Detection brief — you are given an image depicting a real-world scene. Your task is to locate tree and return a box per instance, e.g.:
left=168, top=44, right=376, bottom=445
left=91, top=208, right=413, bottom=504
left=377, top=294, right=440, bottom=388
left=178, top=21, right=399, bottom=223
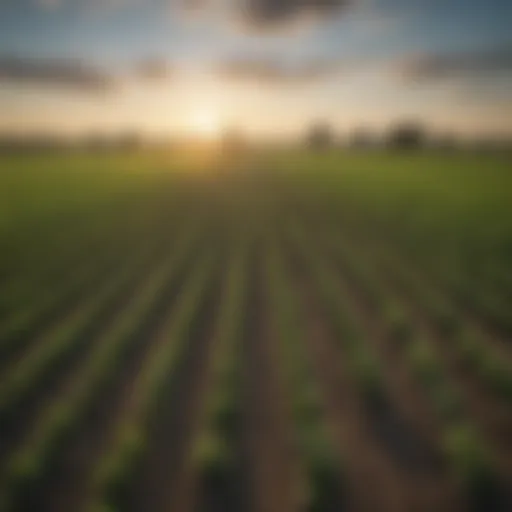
left=387, top=121, right=426, bottom=150
left=306, top=122, right=333, bottom=150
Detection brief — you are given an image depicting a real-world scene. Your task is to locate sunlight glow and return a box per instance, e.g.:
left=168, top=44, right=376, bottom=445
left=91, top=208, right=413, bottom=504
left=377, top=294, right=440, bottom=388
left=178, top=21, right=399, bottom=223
left=189, top=109, right=221, bottom=138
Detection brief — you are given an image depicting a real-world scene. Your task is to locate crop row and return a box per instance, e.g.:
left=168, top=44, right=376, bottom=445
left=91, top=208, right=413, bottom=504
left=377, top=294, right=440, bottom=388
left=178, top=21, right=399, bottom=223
left=337, top=213, right=511, bottom=337
left=266, top=239, right=344, bottom=511
left=191, top=244, right=247, bottom=511
left=0, top=198, right=183, bottom=355
left=0, top=208, right=135, bottom=332
left=402, top=244, right=511, bottom=335
left=286, top=223, right=386, bottom=409
left=0, top=227, right=201, bottom=511
left=0, top=217, right=168, bottom=366
left=324, top=227, right=512, bottom=406
left=87, top=253, right=217, bottom=511
left=0, top=234, right=170, bottom=428
left=304, top=222, right=502, bottom=507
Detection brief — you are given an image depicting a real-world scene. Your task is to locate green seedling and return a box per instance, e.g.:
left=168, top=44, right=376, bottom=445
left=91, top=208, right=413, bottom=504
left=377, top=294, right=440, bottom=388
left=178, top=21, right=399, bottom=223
left=351, top=348, right=385, bottom=405
left=455, top=331, right=485, bottom=370
left=383, top=303, right=412, bottom=344
left=193, top=432, right=233, bottom=485
left=302, top=426, right=343, bottom=512
left=444, top=424, right=498, bottom=506
left=407, top=338, right=443, bottom=388
left=293, top=383, right=323, bottom=426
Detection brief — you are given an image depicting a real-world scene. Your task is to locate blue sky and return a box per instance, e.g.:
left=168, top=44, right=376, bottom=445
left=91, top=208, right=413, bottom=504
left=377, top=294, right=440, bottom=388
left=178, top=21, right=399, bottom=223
left=1, top=0, right=511, bottom=138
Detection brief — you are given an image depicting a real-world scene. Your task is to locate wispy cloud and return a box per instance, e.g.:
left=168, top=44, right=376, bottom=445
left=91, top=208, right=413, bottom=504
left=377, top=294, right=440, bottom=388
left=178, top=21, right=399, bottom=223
left=235, top=0, right=349, bottom=30
left=134, top=58, right=173, bottom=81
left=214, top=54, right=345, bottom=84
left=176, top=0, right=352, bottom=32
left=0, top=55, right=118, bottom=93
left=395, top=45, right=512, bottom=81
left=0, top=54, right=180, bottom=93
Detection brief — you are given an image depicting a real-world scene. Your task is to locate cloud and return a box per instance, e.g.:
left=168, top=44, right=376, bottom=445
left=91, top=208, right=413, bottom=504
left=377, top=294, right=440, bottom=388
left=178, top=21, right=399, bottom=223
left=215, top=55, right=345, bottom=84
left=135, top=58, right=173, bottom=81
left=396, top=46, right=512, bottom=81
left=237, top=0, right=349, bottom=29
left=0, top=56, right=118, bottom=93
left=32, top=0, right=353, bottom=31
left=177, top=0, right=351, bottom=31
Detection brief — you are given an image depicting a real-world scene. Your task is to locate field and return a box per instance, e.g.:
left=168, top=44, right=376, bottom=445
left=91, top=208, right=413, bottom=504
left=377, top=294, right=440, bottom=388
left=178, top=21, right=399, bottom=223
left=0, top=149, right=511, bottom=512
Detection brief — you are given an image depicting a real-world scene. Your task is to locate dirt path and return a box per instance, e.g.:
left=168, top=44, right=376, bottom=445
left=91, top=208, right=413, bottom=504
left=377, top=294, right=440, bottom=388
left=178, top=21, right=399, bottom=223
left=242, top=248, right=297, bottom=512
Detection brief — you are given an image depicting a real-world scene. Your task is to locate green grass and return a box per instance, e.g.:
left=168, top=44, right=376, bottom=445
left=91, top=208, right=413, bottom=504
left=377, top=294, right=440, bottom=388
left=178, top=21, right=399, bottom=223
left=272, top=150, right=512, bottom=308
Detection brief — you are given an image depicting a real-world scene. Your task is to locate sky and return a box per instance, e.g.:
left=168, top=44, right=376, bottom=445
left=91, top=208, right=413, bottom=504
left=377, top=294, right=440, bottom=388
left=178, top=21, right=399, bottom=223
left=0, top=0, right=511, bottom=139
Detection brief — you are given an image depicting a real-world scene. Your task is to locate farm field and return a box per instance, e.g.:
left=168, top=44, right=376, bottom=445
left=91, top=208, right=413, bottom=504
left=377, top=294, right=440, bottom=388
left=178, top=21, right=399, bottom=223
left=0, top=150, right=511, bottom=512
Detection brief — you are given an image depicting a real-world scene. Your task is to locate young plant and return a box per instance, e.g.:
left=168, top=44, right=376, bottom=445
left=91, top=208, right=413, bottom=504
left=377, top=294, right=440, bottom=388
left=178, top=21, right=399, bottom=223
left=267, top=242, right=344, bottom=512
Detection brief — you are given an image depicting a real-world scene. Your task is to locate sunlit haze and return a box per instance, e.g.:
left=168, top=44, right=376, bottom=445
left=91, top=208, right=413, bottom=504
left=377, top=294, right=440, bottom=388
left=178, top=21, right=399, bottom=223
left=0, top=1, right=511, bottom=140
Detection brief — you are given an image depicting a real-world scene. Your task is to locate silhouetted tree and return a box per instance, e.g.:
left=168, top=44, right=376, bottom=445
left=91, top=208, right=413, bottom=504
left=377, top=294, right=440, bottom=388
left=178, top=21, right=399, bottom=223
left=306, top=122, right=333, bottom=150
left=387, top=121, right=426, bottom=150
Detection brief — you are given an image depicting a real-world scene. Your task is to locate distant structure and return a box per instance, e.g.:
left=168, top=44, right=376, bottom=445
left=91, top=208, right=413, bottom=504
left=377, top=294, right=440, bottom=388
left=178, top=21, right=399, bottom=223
left=306, top=122, right=334, bottom=150
left=386, top=121, right=426, bottom=150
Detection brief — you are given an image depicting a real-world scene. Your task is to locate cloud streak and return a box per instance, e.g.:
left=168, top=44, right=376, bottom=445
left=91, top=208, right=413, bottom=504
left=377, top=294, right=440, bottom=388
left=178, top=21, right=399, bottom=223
left=214, top=55, right=345, bottom=84
left=135, top=58, right=173, bottom=81
left=236, top=0, right=350, bottom=29
left=396, top=46, right=512, bottom=81
left=178, top=0, right=352, bottom=31
left=0, top=56, right=118, bottom=93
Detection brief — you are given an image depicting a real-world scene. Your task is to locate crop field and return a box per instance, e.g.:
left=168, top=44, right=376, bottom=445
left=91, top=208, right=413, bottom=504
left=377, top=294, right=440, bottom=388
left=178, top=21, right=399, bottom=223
left=0, top=150, right=511, bottom=512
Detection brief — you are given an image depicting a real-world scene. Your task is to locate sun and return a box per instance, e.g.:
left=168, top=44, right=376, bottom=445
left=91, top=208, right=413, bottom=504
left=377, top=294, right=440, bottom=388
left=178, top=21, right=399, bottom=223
left=189, top=110, right=221, bottom=138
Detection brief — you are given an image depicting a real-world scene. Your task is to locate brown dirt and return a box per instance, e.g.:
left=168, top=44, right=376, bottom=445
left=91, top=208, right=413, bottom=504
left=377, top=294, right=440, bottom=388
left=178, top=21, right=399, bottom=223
left=19, top=248, right=200, bottom=512
left=242, top=250, right=297, bottom=512
left=359, top=232, right=512, bottom=365
left=0, top=240, right=167, bottom=470
left=400, top=302, right=512, bottom=496
left=124, top=262, right=224, bottom=512
left=284, top=255, right=415, bottom=511
left=356, top=238, right=512, bottom=509
left=0, top=233, right=133, bottom=373
left=331, top=263, right=462, bottom=511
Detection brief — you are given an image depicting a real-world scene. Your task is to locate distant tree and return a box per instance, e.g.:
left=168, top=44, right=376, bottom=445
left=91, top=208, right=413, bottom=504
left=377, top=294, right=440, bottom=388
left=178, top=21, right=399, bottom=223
left=387, top=121, right=426, bottom=150
left=306, top=122, right=333, bottom=150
